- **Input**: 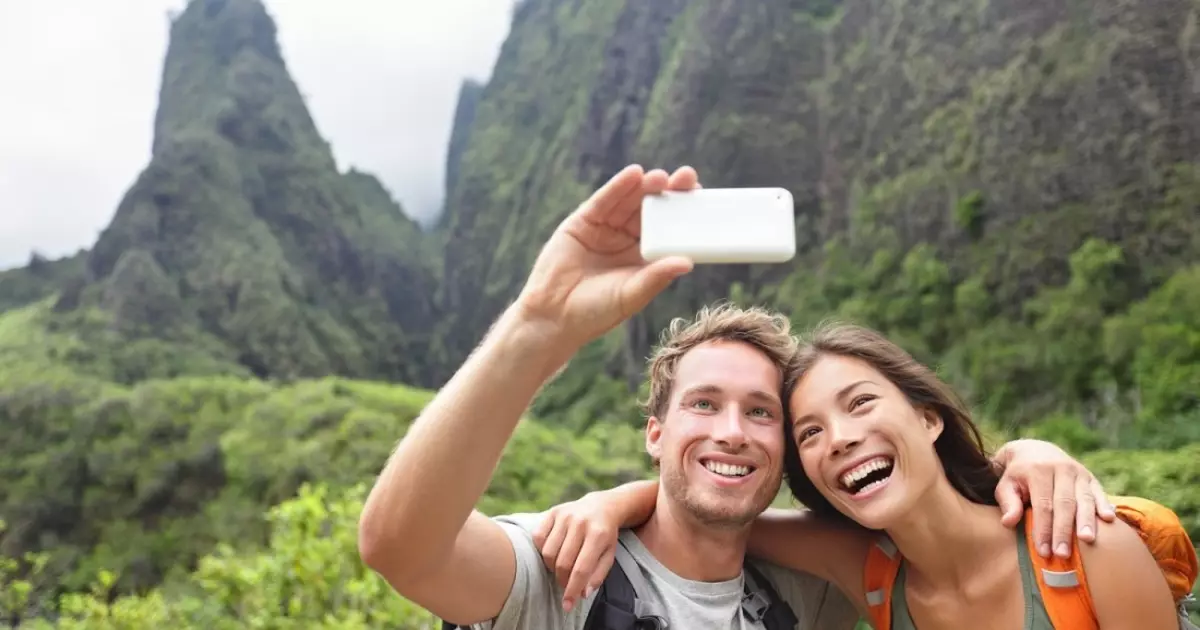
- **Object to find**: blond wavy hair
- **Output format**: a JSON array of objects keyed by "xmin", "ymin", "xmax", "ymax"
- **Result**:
[{"xmin": 642, "ymin": 302, "xmax": 798, "ymax": 419}]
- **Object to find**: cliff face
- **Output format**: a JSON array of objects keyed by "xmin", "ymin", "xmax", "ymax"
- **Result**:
[
  {"xmin": 59, "ymin": 0, "xmax": 442, "ymax": 386},
  {"xmin": 4, "ymin": 0, "xmax": 1196, "ymax": 419},
  {"xmin": 435, "ymin": 0, "xmax": 1200, "ymax": 397},
  {"xmin": 443, "ymin": 79, "xmax": 485, "ymax": 211},
  {"xmin": 436, "ymin": 0, "xmax": 694, "ymax": 364}
]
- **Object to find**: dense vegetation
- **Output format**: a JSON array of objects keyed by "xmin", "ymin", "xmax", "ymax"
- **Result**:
[
  {"xmin": 0, "ymin": 300, "xmax": 651, "ymax": 626},
  {"xmin": 1, "ymin": 0, "xmax": 1197, "ymax": 626}
]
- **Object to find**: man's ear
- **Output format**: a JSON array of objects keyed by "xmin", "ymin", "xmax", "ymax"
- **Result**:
[{"xmin": 645, "ymin": 415, "xmax": 663, "ymax": 462}]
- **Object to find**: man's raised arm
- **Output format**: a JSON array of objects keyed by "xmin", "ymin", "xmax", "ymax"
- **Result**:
[{"xmin": 356, "ymin": 164, "xmax": 697, "ymax": 625}]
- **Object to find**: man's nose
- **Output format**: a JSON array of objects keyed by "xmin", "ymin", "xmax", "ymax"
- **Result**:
[{"xmin": 711, "ymin": 407, "xmax": 749, "ymax": 448}]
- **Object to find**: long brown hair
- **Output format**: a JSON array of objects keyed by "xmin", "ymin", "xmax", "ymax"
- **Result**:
[{"xmin": 782, "ymin": 322, "xmax": 1002, "ymax": 526}]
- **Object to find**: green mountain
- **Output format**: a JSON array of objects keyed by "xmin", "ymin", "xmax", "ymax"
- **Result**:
[
  {"xmin": 0, "ymin": 251, "xmax": 87, "ymax": 314},
  {"xmin": 1, "ymin": 0, "xmax": 443, "ymax": 389},
  {"xmin": 436, "ymin": 0, "xmax": 1200, "ymax": 434},
  {"xmin": 1, "ymin": 0, "xmax": 1198, "ymax": 625}
]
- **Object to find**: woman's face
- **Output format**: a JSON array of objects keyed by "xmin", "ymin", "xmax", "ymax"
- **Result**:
[{"xmin": 789, "ymin": 353, "xmax": 944, "ymax": 530}]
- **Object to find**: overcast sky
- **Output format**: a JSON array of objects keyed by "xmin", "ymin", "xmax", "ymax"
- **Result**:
[{"xmin": 0, "ymin": 0, "xmax": 516, "ymax": 271}]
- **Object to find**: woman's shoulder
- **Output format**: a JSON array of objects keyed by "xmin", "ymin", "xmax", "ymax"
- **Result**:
[
  {"xmin": 1076, "ymin": 515, "xmax": 1181, "ymax": 628},
  {"xmin": 748, "ymin": 508, "xmax": 877, "ymax": 612}
]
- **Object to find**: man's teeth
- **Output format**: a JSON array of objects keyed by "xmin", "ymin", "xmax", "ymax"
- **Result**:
[
  {"xmin": 839, "ymin": 457, "xmax": 893, "ymax": 489},
  {"xmin": 704, "ymin": 461, "xmax": 751, "ymax": 477}
]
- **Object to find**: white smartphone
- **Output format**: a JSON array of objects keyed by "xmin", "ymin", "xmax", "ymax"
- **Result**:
[{"xmin": 640, "ymin": 187, "xmax": 796, "ymax": 264}]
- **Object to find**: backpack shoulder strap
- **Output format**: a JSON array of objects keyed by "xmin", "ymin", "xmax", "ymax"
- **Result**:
[
  {"xmin": 742, "ymin": 561, "xmax": 799, "ymax": 629},
  {"xmin": 1021, "ymin": 508, "xmax": 1099, "ymax": 630},
  {"xmin": 1108, "ymin": 495, "xmax": 1200, "ymax": 629},
  {"xmin": 862, "ymin": 535, "xmax": 902, "ymax": 630},
  {"xmin": 441, "ymin": 539, "xmax": 668, "ymax": 630},
  {"xmin": 581, "ymin": 539, "xmax": 669, "ymax": 630},
  {"xmin": 1178, "ymin": 602, "xmax": 1200, "ymax": 630},
  {"xmin": 1109, "ymin": 495, "xmax": 1199, "ymax": 604}
]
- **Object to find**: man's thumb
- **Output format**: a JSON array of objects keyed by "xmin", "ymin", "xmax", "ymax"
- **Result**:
[
  {"xmin": 622, "ymin": 257, "xmax": 693, "ymax": 312},
  {"xmin": 994, "ymin": 480, "xmax": 1023, "ymax": 527}
]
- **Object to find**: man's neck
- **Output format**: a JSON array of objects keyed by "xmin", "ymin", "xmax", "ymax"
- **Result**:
[{"xmin": 632, "ymin": 493, "xmax": 751, "ymax": 582}]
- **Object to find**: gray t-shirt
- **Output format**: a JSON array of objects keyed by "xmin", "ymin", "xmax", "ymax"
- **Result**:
[{"xmin": 464, "ymin": 513, "xmax": 862, "ymax": 630}]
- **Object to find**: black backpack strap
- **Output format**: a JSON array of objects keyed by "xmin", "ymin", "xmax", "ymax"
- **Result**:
[
  {"xmin": 441, "ymin": 540, "xmax": 667, "ymax": 630},
  {"xmin": 583, "ymin": 539, "xmax": 669, "ymax": 630},
  {"xmin": 741, "ymin": 561, "xmax": 800, "ymax": 629}
]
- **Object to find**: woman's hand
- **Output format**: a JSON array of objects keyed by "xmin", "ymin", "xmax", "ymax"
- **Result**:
[{"xmin": 532, "ymin": 492, "xmax": 624, "ymax": 612}]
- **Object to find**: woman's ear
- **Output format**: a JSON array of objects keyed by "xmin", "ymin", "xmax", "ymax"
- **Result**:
[{"xmin": 920, "ymin": 407, "xmax": 944, "ymax": 442}]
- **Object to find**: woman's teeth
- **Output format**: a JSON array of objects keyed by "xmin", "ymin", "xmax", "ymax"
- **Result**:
[{"xmin": 839, "ymin": 456, "xmax": 894, "ymax": 494}]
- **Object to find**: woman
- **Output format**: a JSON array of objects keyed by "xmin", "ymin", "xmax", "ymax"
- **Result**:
[{"xmin": 536, "ymin": 322, "xmax": 1186, "ymax": 629}]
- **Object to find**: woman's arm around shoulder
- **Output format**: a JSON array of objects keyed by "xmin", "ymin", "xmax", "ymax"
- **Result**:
[
  {"xmin": 1079, "ymin": 515, "xmax": 1180, "ymax": 629},
  {"xmin": 531, "ymin": 480, "xmax": 659, "ymax": 611},
  {"xmin": 748, "ymin": 507, "xmax": 876, "ymax": 608}
]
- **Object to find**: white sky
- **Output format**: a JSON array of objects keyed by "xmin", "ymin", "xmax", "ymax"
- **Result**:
[{"xmin": 0, "ymin": 0, "xmax": 517, "ymax": 270}]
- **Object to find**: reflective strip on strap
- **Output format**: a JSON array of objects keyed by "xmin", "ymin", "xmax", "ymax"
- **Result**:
[
  {"xmin": 1041, "ymin": 569, "xmax": 1080, "ymax": 588},
  {"xmin": 866, "ymin": 590, "xmax": 886, "ymax": 606},
  {"xmin": 876, "ymin": 537, "xmax": 898, "ymax": 558}
]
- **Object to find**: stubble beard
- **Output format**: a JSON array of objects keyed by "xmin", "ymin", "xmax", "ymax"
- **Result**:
[{"xmin": 661, "ymin": 461, "xmax": 779, "ymax": 529}]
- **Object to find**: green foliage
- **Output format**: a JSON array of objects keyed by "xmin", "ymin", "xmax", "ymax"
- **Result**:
[
  {"xmin": 0, "ymin": 252, "xmax": 86, "ymax": 315},
  {"xmin": 1081, "ymin": 445, "xmax": 1200, "ymax": 542},
  {"xmin": 0, "ymin": 296, "xmax": 651, "ymax": 616},
  {"xmin": 952, "ymin": 191, "xmax": 985, "ymax": 234},
  {"xmin": 2, "ymin": 485, "xmax": 439, "ymax": 628}
]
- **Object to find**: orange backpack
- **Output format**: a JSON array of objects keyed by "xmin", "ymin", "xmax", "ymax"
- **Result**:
[{"xmin": 862, "ymin": 495, "xmax": 1199, "ymax": 630}]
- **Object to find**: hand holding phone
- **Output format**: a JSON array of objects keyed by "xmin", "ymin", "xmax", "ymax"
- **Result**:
[{"xmin": 640, "ymin": 187, "xmax": 796, "ymax": 264}]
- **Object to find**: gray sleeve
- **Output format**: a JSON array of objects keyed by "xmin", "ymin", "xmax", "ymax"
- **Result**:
[
  {"xmin": 751, "ymin": 559, "xmax": 864, "ymax": 630},
  {"xmin": 462, "ymin": 513, "xmax": 581, "ymax": 630}
]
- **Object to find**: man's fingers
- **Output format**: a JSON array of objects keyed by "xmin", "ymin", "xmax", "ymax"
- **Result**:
[
  {"xmin": 1074, "ymin": 473, "xmax": 1098, "ymax": 543},
  {"xmin": 588, "ymin": 548, "xmax": 616, "ymax": 598},
  {"xmin": 532, "ymin": 510, "xmax": 557, "ymax": 548},
  {"xmin": 578, "ymin": 164, "xmax": 645, "ymax": 223},
  {"xmin": 604, "ymin": 168, "xmax": 668, "ymax": 230},
  {"xmin": 1027, "ymin": 468, "xmax": 1055, "ymax": 557},
  {"xmin": 554, "ymin": 525, "xmax": 587, "ymax": 590},
  {"xmin": 994, "ymin": 479, "xmax": 1024, "ymax": 528},
  {"xmin": 612, "ymin": 165, "xmax": 699, "ymax": 235},
  {"xmin": 666, "ymin": 165, "xmax": 698, "ymax": 191},
  {"xmin": 1050, "ymin": 467, "xmax": 1078, "ymax": 558},
  {"xmin": 1092, "ymin": 477, "xmax": 1116, "ymax": 522},
  {"xmin": 620, "ymin": 256, "xmax": 693, "ymax": 315},
  {"xmin": 539, "ymin": 517, "xmax": 568, "ymax": 571}
]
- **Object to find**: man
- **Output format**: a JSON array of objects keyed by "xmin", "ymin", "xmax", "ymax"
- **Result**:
[{"xmin": 358, "ymin": 164, "xmax": 1114, "ymax": 629}]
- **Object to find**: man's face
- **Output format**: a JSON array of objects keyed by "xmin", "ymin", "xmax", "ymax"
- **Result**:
[{"xmin": 645, "ymin": 340, "xmax": 786, "ymax": 529}]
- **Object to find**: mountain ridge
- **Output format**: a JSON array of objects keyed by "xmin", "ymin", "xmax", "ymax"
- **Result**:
[
  {"xmin": 4, "ymin": 0, "xmax": 445, "ymax": 387},
  {"xmin": 434, "ymin": 0, "xmax": 1200, "ymax": 427}
]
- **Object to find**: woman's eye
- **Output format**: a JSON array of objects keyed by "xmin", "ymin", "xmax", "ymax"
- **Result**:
[
  {"xmin": 798, "ymin": 426, "xmax": 821, "ymax": 442},
  {"xmin": 850, "ymin": 394, "xmax": 875, "ymax": 410}
]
